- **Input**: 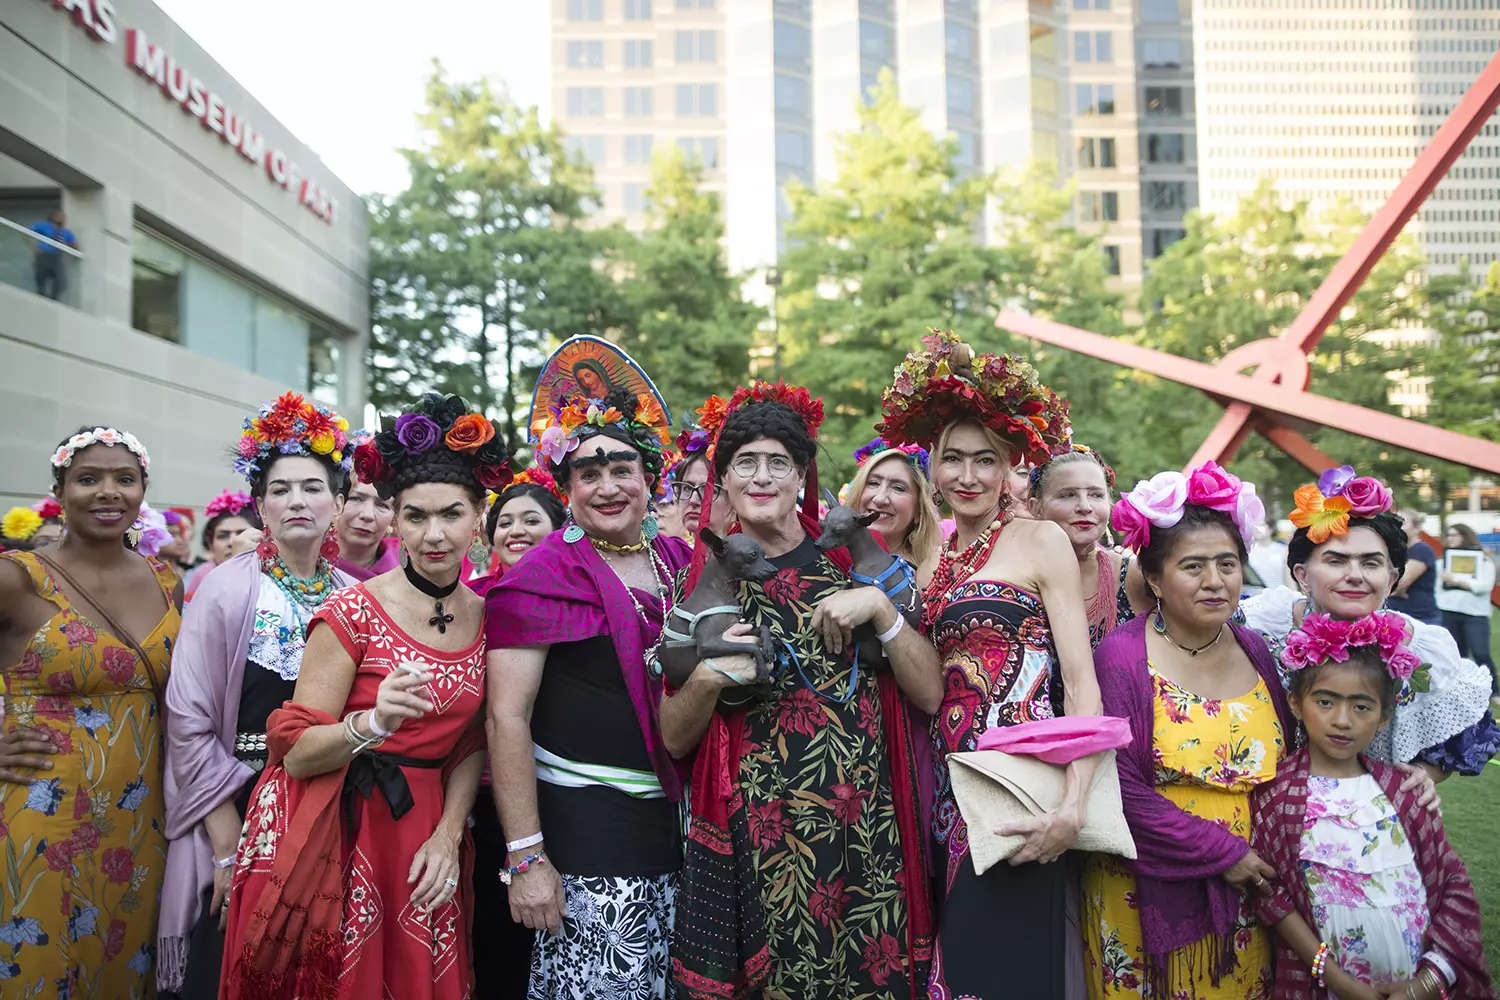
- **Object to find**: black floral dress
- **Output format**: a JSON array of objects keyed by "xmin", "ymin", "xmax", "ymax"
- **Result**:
[{"xmin": 732, "ymin": 538, "xmax": 915, "ymax": 998}]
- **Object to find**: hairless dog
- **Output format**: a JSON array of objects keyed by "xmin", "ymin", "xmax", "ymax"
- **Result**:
[{"xmin": 814, "ymin": 492, "xmax": 924, "ymax": 667}]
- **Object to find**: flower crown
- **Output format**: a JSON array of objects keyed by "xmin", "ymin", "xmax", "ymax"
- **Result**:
[
  {"xmin": 675, "ymin": 395, "xmax": 729, "ymax": 461},
  {"xmin": 1289, "ymin": 466, "xmax": 1395, "ymax": 544},
  {"xmin": 877, "ymin": 329, "xmax": 1070, "ymax": 465},
  {"xmin": 853, "ymin": 436, "xmax": 931, "ymax": 477},
  {"xmin": 130, "ymin": 502, "xmax": 172, "ymax": 558},
  {"xmin": 234, "ymin": 392, "xmax": 352, "ymax": 482},
  {"xmin": 205, "ymin": 490, "xmax": 254, "ymax": 519},
  {"xmin": 511, "ymin": 466, "xmax": 568, "ymax": 505},
  {"xmin": 1028, "ymin": 443, "xmax": 1116, "ymax": 493},
  {"xmin": 534, "ymin": 390, "xmax": 672, "ymax": 477},
  {"xmin": 2, "ymin": 507, "xmax": 42, "ymax": 542},
  {"xmin": 53, "ymin": 428, "xmax": 151, "ymax": 474},
  {"xmin": 1281, "ymin": 611, "xmax": 1430, "ymax": 693},
  {"xmin": 357, "ymin": 393, "xmax": 513, "ymax": 493},
  {"xmin": 31, "ymin": 497, "xmax": 62, "ymax": 521},
  {"xmin": 725, "ymin": 381, "xmax": 825, "ymax": 438},
  {"xmin": 1110, "ymin": 461, "xmax": 1265, "ymax": 552}
]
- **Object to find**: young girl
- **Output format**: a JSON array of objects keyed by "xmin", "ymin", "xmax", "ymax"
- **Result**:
[{"xmin": 1251, "ymin": 612, "xmax": 1494, "ymax": 1000}]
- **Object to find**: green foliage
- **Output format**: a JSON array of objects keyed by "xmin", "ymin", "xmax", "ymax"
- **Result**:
[{"xmin": 617, "ymin": 148, "xmax": 761, "ymax": 423}]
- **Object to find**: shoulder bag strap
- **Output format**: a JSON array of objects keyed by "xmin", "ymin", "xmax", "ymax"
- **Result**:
[{"xmin": 35, "ymin": 553, "xmax": 169, "ymax": 736}]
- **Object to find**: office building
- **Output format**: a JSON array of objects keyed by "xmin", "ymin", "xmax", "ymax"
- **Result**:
[
  {"xmin": 552, "ymin": 0, "xmax": 1200, "ymax": 288},
  {"xmin": 1194, "ymin": 0, "xmax": 1500, "ymax": 277},
  {"xmin": 1, "ymin": 0, "xmax": 369, "ymax": 510}
]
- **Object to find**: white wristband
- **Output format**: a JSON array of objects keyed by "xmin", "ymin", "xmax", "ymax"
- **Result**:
[
  {"xmin": 214, "ymin": 855, "xmax": 236, "ymax": 870},
  {"xmin": 876, "ymin": 614, "xmax": 905, "ymax": 645},
  {"xmin": 506, "ymin": 831, "xmax": 545, "ymax": 853},
  {"xmin": 365, "ymin": 709, "xmax": 394, "ymax": 739}
]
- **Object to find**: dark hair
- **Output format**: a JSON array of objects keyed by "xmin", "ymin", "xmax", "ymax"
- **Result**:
[
  {"xmin": 549, "ymin": 388, "xmax": 668, "ymax": 489},
  {"xmin": 1286, "ymin": 511, "xmax": 1408, "ymax": 578},
  {"xmin": 1448, "ymin": 522, "xmax": 1483, "ymax": 551},
  {"xmin": 51, "ymin": 425, "xmax": 149, "ymax": 490},
  {"xmin": 202, "ymin": 505, "xmax": 263, "ymax": 550},
  {"xmin": 712, "ymin": 401, "xmax": 816, "ymax": 481},
  {"xmin": 378, "ymin": 448, "xmax": 484, "ymax": 505},
  {"xmin": 672, "ymin": 451, "xmax": 710, "ymax": 484},
  {"xmin": 1137, "ymin": 504, "xmax": 1249, "ymax": 599},
  {"xmin": 1289, "ymin": 644, "xmax": 1402, "ymax": 714},
  {"xmin": 486, "ymin": 483, "xmax": 566, "ymax": 541},
  {"xmin": 249, "ymin": 452, "xmax": 351, "ymax": 502}
]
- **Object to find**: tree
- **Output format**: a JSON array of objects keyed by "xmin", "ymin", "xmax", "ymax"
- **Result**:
[
  {"xmin": 367, "ymin": 63, "xmax": 626, "ymax": 448},
  {"xmin": 617, "ymin": 148, "xmax": 760, "ymax": 422}
]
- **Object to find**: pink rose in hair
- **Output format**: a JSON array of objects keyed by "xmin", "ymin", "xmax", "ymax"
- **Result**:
[
  {"xmin": 1341, "ymin": 477, "xmax": 1393, "ymax": 518},
  {"xmin": 1345, "ymin": 614, "xmax": 1380, "ymax": 650},
  {"xmin": 1387, "ymin": 646, "xmax": 1421, "ymax": 680},
  {"xmin": 1129, "ymin": 471, "xmax": 1189, "ymax": 527},
  {"xmin": 1301, "ymin": 613, "xmax": 1352, "ymax": 663},
  {"xmin": 1373, "ymin": 613, "xmax": 1409, "ymax": 657},
  {"xmin": 1281, "ymin": 630, "xmax": 1317, "ymax": 670},
  {"xmin": 1184, "ymin": 461, "xmax": 1242, "ymax": 513},
  {"xmin": 1111, "ymin": 497, "xmax": 1151, "ymax": 551}
]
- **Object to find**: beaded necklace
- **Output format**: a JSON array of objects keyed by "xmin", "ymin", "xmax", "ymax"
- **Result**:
[
  {"xmin": 261, "ymin": 551, "xmax": 335, "ymax": 627},
  {"xmin": 592, "ymin": 540, "xmax": 675, "ymax": 667},
  {"xmin": 921, "ymin": 515, "xmax": 1004, "ymax": 630}
]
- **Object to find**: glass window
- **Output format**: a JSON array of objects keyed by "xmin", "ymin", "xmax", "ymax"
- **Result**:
[
  {"xmin": 566, "ymin": 87, "xmax": 604, "ymax": 116},
  {"xmin": 131, "ymin": 230, "xmax": 184, "ymax": 342},
  {"xmin": 625, "ymin": 135, "xmax": 654, "ymax": 164},
  {"xmin": 624, "ymin": 39, "xmax": 654, "ymax": 67},
  {"xmin": 1142, "ymin": 39, "xmax": 1181, "ymax": 68},
  {"xmin": 953, "ymin": 130, "xmax": 978, "ymax": 171},
  {"xmin": 698, "ymin": 84, "xmax": 717, "ymax": 116},
  {"xmin": 567, "ymin": 0, "xmax": 603, "ymax": 20},
  {"xmin": 947, "ymin": 74, "xmax": 975, "ymax": 116},
  {"xmin": 775, "ymin": 74, "xmax": 809, "ymax": 115},
  {"xmin": 1098, "ymin": 83, "xmax": 1116, "ymax": 114},
  {"xmin": 1103, "ymin": 244, "xmax": 1121, "ymax": 275},
  {"xmin": 862, "ymin": 20, "xmax": 894, "ymax": 59},
  {"xmin": 566, "ymin": 40, "xmax": 603, "ymax": 67},
  {"xmin": 1079, "ymin": 138, "xmax": 1116, "ymax": 168},
  {"xmin": 699, "ymin": 30, "xmax": 717, "ymax": 62},
  {"xmin": 1147, "ymin": 227, "xmax": 1186, "ymax": 257},
  {"xmin": 625, "ymin": 0, "xmax": 653, "ymax": 19},
  {"xmin": 1031, "ymin": 25, "xmax": 1056, "ymax": 60},
  {"xmin": 308, "ymin": 326, "xmax": 340, "ymax": 407},
  {"xmin": 624, "ymin": 87, "xmax": 654, "ymax": 116},
  {"xmin": 1077, "ymin": 83, "xmax": 1116, "ymax": 115},
  {"xmin": 775, "ymin": 19, "xmax": 811, "ymax": 67},
  {"xmin": 1145, "ymin": 180, "xmax": 1187, "ymax": 210},
  {"xmin": 776, "ymin": 129, "xmax": 809, "ymax": 169},
  {"xmin": 1145, "ymin": 132, "xmax": 1185, "ymax": 163},
  {"xmin": 181, "ymin": 258, "xmax": 254, "ymax": 371},
  {"xmin": 676, "ymin": 84, "xmax": 694, "ymax": 116},
  {"xmin": 623, "ymin": 183, "xmax": 647, "ymax": 214},
  {"xmin": 1095, "ymin": 31, "xmax": 1112, "ymax": 62},
  {"xmin": 676, "ymin": 30, "xmax": 695, "ymax": 61},
  {"xmin": 253, "ymin": 295, "xmax": 310, "ymax": 391},
  {"xmin": 1100, "ymin": 137, "xmax": 1116, "ymax": 168},
  {"xmin": 1102, "ymin": 191, "xmax": 1119, "ymax": 221},
  {"xmin": 945, "ymin": 22, "xmax": 975, "ymax": 62},
  {"xmin": 1145, "ymin": 86, "xmax": 1182, "ymax": 116},
  {"xmin": 1032, "ymin": 76, "xmax": 1057, "ymax": 113},
  {"xmin": 1141, "ymin": 0, "xmax": 1177, "ymax": 21},
  {"xmin": 1074, "ymin": 32, "xmax": 1091, "ymax": 62},
  {"xmin": 565, "ymin": 135, "xmax": 606, "ymax": 165},
  {"xmin": 676, "ymin": 136, "xmax": 719, "ymax": 168}
]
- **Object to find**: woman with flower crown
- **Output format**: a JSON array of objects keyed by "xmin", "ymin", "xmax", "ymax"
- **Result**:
[
  {"xmin": 182, "ymin": 489, "xmax": 262, "ymax": 603},
  {"xmin": 877, "ymin": 331, "xmax": 1098, "ymax": 999},
  {"xmin": 157, "ymin": 392, "xmax": 358, "ymax": 996},
  {"xmin": 1239, "ymin": 468, "xmax": 1499, "ymax": 778},
  {"xmin": 218, "ymin": 392, "xmax": 507, "ymax": 1000},
  {"xmin": 487, "ymin": 339, "xmax": 693, "ymax": 999},
  {"xmin": 0, "ymin": 424, "xmax": 181, "ymax": 994},
  {"xmin": 846, "ymin": 436, "xmax": 944, "ymax": 588},
  {"xmin": 663, "ymin": 381, "xmax": 941, "ymax": 1000}
]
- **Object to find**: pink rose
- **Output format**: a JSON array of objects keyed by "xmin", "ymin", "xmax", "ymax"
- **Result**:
[
  {"xmin": 1185, "ymin": 461, "xmax": 1243, "ymax": 513},
  {"xmin": 1373, "ymin": 613, "xmax": 1409, "ymax": 656},
  {"xmin": 1387, "ymin": 647, "xmax": 1421, "ymax": 680},
  {"xmin": 1111, "ymin": 497, "xmax": 1152, "ymax": 551},
  {"xmin": 1233, "ymin": 482, "xmax": 1265, "ymax": 547},
  {"xmin": 1281, "ymin": 630, "xmax": 1316, "ymax": 670},
  {"xmin": 1341, "ymin": 477, "xmax": 1393, "ymax": 518},
  {"xmin": 1345, "ymin": 615, "xmax": 1380, "ymax": 649},
  {"xmin": 1127, "ymin": 471, "xmax": 1189, "ymax": 528}
]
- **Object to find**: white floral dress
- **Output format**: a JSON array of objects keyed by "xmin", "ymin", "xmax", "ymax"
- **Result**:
[{"xmin": 1302, "ymin": 774, "xmax": 1429, "ymax": 986}]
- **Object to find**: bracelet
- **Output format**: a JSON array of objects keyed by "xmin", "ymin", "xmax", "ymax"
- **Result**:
[
  {"xmin": 341, "ymin": 712, "xmax": 385, "ymax": 754},
  {"xmin": 365, "ymin": 709, "xmax": 394, "ymax": 739},
  {"xmin": 213, "ymin": 855, "xmax": 235, "ymax": 870},
  {"xmin": 876, "ymin": 614, "xmax": 905, "ymax": 645},
  {"xmin": 506, "ymin": 831, "xmax": 544, "ymax": 853},
  {"xmin": 1418, "ymin": 965, "xmax": 1449, "ymax": 1000},
  {"xmin": 499, "ymin": 851, "xmax": 546, "ymax": 886},
  {"xmin": 1310, "ymin": 942, "xmax": 1330, "ymax": 987}
]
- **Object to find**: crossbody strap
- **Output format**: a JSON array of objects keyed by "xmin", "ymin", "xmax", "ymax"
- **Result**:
[{"xmin": 35, "ymin": 553, "xmax": 170, "ymax": 732}]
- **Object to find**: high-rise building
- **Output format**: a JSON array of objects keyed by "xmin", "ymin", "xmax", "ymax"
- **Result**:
[
  {"xmin": 1194, "ymin": 0, "xmax": 1500, "ymax": 278},
  {"xmin": 552, "ymin": 0, "xmax": 1200, "ymax": 287}
]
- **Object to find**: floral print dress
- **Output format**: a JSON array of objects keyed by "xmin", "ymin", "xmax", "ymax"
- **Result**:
[
  {"xmin": 0, "ymin": 551, "xmax": 180, "ymax": 1000},
  {"xmin": 1301, "ymin": 774, "xmax": 1429, "ymax": 986},
  {"xmin": 1083, "ymin": 667, "xmax": 1282, "ymax": 1000}
]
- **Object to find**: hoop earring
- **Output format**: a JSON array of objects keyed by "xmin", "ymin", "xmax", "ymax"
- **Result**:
[
  {"xmin": 319, "ymin": 524, "xmax": 341, "ymax": 562},
  {"xmin": 562, "ymin": 509, "xmax": 585, "ymax": 544}
]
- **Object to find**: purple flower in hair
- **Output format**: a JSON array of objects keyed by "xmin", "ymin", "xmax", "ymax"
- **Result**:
[
  {"xmin": 1318, "ymin": 465, "xmax": 1356, "ymax": 497},
  {"xmin": 394, "ymin": 413, "xmax": 442, "ymax": 455}
]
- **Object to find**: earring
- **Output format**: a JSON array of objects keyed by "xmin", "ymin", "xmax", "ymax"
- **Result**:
[
  {"xmin": 319, "ymin": 524, "xmax": 341, "ymax": 562},
  {"xmin": 1151, "ymin": 597, "xmax": 1168, "ymax": 635},
  {"xmin": 256, "ymin": 524, "xmax": 278, "ymax": 563},
  {"xmin": 562, "ymin": 510, "xmax": 585, "ymax": 544},
  {"xmin": 643, "ymin": 504, "xmax": 659, "ymax": 542},
  {"xmin": 467, "ymin": 522, "xmax": 490, "ymax": 568}
]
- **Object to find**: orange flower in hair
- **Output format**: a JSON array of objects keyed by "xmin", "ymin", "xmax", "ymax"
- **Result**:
[
  {"xmin": 444, "ymin": 413, "xmax": 496, "ymax": 454},
  {"xmin": 1289, "ymin": 484, "xmax": 1352, "ymax": 544}
]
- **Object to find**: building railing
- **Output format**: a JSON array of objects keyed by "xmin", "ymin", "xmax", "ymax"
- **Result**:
[{"xmin": 0, "ymin": 213, "xmax": 82, "ymax": 307}]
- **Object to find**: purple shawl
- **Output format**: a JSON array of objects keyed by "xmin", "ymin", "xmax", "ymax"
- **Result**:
[
  {"xmin": 334, "ymin": 535, "xmax": 402, "ymax": 582},
  {"xmin": 156, "ymin": 551, "xmax": 355, "ymax": 991},
  {"xmin": 485, "ymin": 531, "xmax": 691, "ymax": 800},
  {"xmin": 1093, "ymin": 614, "xmax": 1295, "ymax": 991}
]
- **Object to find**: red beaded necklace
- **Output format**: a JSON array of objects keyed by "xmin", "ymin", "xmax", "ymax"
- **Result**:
[{"xmin": 922, "ymin": 516, "xmax": 1005, "ymax": 630}]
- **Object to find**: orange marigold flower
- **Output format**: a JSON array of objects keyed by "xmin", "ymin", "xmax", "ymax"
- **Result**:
[
  {"xmin": 1288, "ymin": 484, "xmax": 1352, "ymax": 544},
  {"xmin": 696, "ymin": 395, "xmax": 729, "ymax": 433},
  {"xmin": 559, "ymin": 405, "xmax": 587, "ymax": 431},
  {"xmin": 636, "ymin": 395, "xmax": 668, "ymax": 429}
]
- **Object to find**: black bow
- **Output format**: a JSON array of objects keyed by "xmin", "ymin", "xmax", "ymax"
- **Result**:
[{"xmin": 342, "ymin": 751, "xmax": 443, "ymax": 836}]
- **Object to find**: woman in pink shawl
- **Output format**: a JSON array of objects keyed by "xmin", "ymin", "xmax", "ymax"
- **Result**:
[{"xmin": 157, "ymin": 394, "xmax": 356, "ymax": 996}]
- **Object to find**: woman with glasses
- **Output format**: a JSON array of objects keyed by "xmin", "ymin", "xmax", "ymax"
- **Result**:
[
  {"xmin": 671, "ymin": 394, "xmax": 732, "ymax": 538},
  {"xmin": 662, "ymin": 382, "xmax": 941, "ymax": 1000}
]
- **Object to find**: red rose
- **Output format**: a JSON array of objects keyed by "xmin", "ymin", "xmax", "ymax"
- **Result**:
[
  {"xmin": 34, "ymin": 696, "xmax": 71, "ymax": 721},
  {"xmin": 476, "ymin": 463, "xmax": 514, "ymax": 490},
  {"xmin": 46, "ymin": 672, "xmax": 77, "ymax": 694},
  {"xmin": 747, "ymin": 800, "xmax": 791, "ymax": 851},
  {"xmin": 103, "ymin": 919, "xmax": 126, "ymax": 961},
  {"xmin": 762, "ymin": 567, "xmax": 809, "ymax": 605},
  {"xmin": 829, "ymin": 783, "xmax": 870, "ymax": 826},
  {"xmin": 860, "ymin": 933, "xmax": 904, "ymax": 986},
  {"xmin": 45, "ymin": 839, "xmax": 78, "ymax": 872},
  {"xmin": 100, "ymin": 647, "xmax": 136, "ymax": 685},
  {"xmin": 72, "ymin": 788, "xmax": 91, "ymax": 821},
  {"xmin": 809, "ymin": 878, "xmax": 846, "ymax": 927},
  {"xmin": 16, "ymin": 650, "xmax": 42, "ymax": 679},
  {"xmin": 71, "ymin": 823, "xmax": 100, "ymax": 852},
  {"xmin": 100, "ymin": 846, "xmax": 134, "ymax": 884},
  {"xmin": 775, "ymin": 687, "xmax": 825, "ymax": 739},
  {"xmin": 61, "ymin": 621, "xmax": 97, "ymax": 649},
  {"xmin": 352, "ymin": 441, "xmax": 393, "ymax": 486}
]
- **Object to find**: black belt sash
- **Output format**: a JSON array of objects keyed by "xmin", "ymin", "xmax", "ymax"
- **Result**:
[{"xmin": 342, "ymin": 750, "xmax": 445, "ymax": 838}]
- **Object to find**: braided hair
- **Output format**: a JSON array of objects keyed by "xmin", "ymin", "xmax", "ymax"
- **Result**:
[
  {"xmin": 549, "ymin": 388, "xmax": 669, "ymax": 489},
  {"xmin": 712, "ymin": 401, "xmax": 816, "ymax": 480},
  {"xmin": 359, "ymin": 393, "xmax": 512, "ymax": 503}
]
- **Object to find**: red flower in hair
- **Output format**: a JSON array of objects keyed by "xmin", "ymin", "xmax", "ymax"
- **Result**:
[
  {"xmin": 352, "ymin": 442, "xmax": 393, "ymax": 486},
  {"xmin": 726, "ymin": 381, "xmax": 825, "ymax": 438}
]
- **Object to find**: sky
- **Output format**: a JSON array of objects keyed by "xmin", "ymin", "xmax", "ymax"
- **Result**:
[{"xmin": 153, "ymin": 0, "xmax": 552, "ymax": 197}]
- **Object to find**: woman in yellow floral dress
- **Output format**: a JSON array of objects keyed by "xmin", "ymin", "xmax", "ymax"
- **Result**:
[
  {"xmin": 0, "ymin": 427, "xmax": 181, "ymax": 998},
  {"xmin": 1086, "ymin": 469, "xmax": 1295, "ymax": 1000}
]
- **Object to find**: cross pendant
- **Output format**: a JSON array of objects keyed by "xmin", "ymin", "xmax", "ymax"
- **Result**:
[{"xmin": 429, "ymin": 601, "xmax": 454, "ymax": 634}]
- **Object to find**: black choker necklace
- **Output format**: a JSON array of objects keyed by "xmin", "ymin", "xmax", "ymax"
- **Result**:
[{"xmin": 403, "ymin": 559, "xmax": 460, "ymax": 633}]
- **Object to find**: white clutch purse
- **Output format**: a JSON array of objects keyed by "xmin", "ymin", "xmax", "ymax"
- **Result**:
[{"xmin": 947, "ymin": 748, "xmax": 1137, "ymax": 875}]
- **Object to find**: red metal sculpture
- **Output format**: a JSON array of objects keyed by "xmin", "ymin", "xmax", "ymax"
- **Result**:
[{"xmin": 998, "ymin": 49, "xmax": 1500, "ymax": 478}]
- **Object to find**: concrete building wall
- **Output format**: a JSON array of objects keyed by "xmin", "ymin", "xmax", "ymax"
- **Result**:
[{"xmin": 0, "ymin": 0, "xmax": 369, "ymax": 510}]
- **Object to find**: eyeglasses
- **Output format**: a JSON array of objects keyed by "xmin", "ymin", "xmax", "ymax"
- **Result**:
[
  {"xmin": 675, "ymin": 483, "xmax": 707, "ymax": 503},
  {"xmin": 729, "ymin": 453, "xmax": 796, "ymax": 480}
]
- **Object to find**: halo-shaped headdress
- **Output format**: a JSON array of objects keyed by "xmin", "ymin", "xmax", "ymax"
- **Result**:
[{"xmin": 877, "ymin": 329, "xmax": 1070, "ymax": 466}]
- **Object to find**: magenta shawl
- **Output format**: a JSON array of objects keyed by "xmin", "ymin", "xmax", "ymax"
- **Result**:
[
  {"xmin": 1093, "ymin": 614, "xmax": 1295, "ymax": 992},
  {"xmin": 157, "ymin": 552, "xmax": 355, "ymax": 991},
  {"xmin": 485, "ymin": 531, "xmax": 692, "ymax": 799},
  {"xmin": 333, "ymin": 536, "xmax": 401, "ymax": 582}
]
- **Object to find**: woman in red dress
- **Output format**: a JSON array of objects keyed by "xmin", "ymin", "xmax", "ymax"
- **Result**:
[{"xmin": 219, "ymin": 393, "xmax": 512, "ymax": 1000}]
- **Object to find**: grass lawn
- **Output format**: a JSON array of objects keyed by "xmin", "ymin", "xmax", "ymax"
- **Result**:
[{"xmin": 1438, "ymin": 610, "xmax": 1500, "ymax": 975}]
